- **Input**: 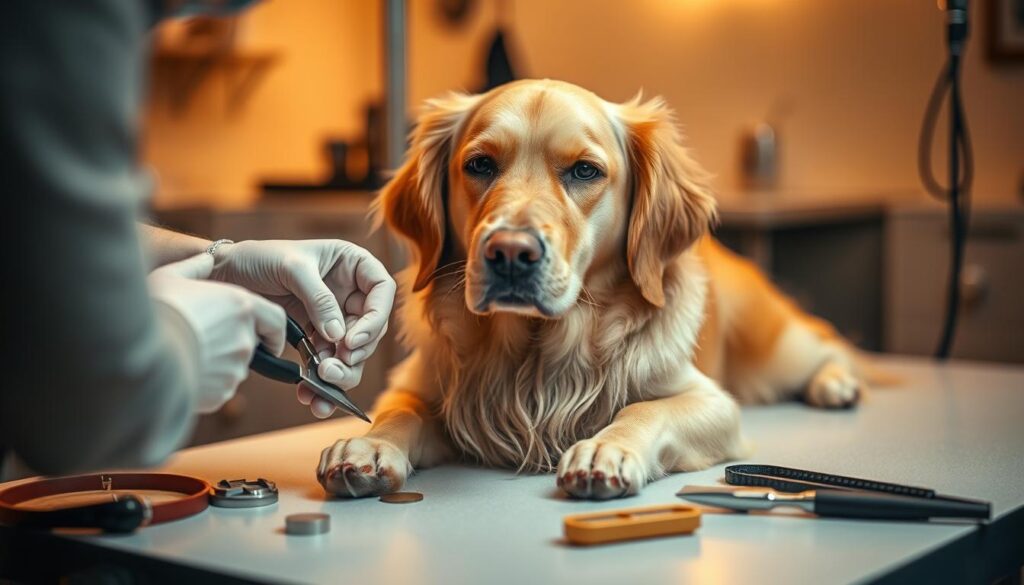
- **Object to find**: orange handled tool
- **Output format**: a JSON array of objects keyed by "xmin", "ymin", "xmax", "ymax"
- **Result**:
[{"xmin": 563, "ymin": 504, "xmax": 701, "ymax": 545}]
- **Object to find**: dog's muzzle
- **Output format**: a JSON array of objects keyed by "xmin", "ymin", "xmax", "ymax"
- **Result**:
[{"xmin": 481, "ymin": 229, "xmax": 549, "ymax": 312}]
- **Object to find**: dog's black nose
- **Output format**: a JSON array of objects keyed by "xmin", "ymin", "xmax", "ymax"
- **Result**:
[{"xmin": 484, "ymin": 230, "xmax": 544, "ymax": 278}]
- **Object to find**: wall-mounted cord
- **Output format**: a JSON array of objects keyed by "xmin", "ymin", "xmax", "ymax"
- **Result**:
[{"xmin": 918, "ymin": 0, "xmax": 973, "ymax": 360}]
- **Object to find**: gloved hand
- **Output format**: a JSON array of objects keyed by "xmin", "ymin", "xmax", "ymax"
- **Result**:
[
  {"xmin": 209, "ymin": 240, "xmax": 396, "ymax": 418},
  {"xmin": 149, "ymin": 253, "xmax": 287, "ymax": 414}
]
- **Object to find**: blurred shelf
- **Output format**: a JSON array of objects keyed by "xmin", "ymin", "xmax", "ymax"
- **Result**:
[{"xmin": 150, "ymin": 48, "xmax": 281, "ymax": 115}]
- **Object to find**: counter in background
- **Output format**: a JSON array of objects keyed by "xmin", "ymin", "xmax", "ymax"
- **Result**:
[{"xmin": 715, "ymin": 191, "xmax": 1024, "ymax": 363}]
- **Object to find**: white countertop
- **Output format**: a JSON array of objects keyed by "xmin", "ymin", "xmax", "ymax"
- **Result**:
[{"xmin": 13, "ymin": 356, "xmax": 1024, "ymax": 584}]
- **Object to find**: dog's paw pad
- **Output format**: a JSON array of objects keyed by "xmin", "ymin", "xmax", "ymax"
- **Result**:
[
  {"xmin": 556, "ymin": 439, "xmax": 645, "ymax": 500},
  {"xmin": 806, "ymin": 362, "xmax": 865, "ymax": 409},
  {"xmin": 317, "ymin": 437, "xmax": 411, "ymax": 497}
]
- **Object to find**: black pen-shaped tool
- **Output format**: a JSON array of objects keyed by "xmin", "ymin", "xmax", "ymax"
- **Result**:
[
  {"xmin": 250, "ymin": 316, "xmax": 371, "ymax": 423},
  {"xmin": 677, "ymin": 486, "xmax": 990, "ymax": 521}
]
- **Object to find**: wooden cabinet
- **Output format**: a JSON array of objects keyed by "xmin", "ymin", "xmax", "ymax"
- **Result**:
[
  {"xmin": 714, "ymin": 198, "xmax": 886, "ymax": 351},
  {"xmin": 886, "ymin": 207, "xmax": 1024, "ymax": 363},
  {"xmin": 714, "ymin": 195, "xmax": 1024, "ymax": 363}
]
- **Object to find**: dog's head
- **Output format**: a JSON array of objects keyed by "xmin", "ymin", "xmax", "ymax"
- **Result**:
[{"xmin": 380, "ymin": 79, "xmax": 716, "ymax": 317}]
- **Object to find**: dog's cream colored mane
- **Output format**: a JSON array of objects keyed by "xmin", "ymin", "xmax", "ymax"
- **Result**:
[{"xmin": 394, "ymin": 252, "xmax": 708, "ymax": 473}]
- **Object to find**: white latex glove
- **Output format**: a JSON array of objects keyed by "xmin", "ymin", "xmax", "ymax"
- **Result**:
[
  {"xmin": 296, "ymin": 308, "xmax": 389, "ymax": 418},
  {"xmin": 209, "ymin": 240, "xmax": 396, "ymax": 418},
  {"xmin": 149, "ymin": 253, "xmax": 287, "ymax": 414}
]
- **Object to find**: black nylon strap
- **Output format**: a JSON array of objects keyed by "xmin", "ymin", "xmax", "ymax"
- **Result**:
[{"xmin": 725, "ymin": 464, "xmax": 937, "ymax": 498}]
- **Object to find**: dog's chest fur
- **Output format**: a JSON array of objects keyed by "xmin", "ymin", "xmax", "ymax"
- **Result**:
[{"xmin": 399, "ymin": 252, "xmax": 709, "ymax": 472}]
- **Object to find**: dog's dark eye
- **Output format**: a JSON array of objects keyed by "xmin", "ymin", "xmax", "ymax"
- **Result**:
[
  {"xmin": 465, "ymin": 156, "xmax": 497, "ymax": 177},
  {"xmin": 571, "ymin": 161, "xmax": 601, "ymax": 181}
]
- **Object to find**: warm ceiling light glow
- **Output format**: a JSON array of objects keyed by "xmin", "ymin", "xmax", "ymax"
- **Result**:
[{"xmin": 661, "ymin": 0, "xmax": 783, "ymax": 11}]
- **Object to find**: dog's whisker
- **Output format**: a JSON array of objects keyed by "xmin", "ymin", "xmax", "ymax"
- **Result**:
[
  {"xmin": 441, "ymin": 272, "xmax": 468, "ymax": 300},
  {"xmin": 429, "ymin": 260, "xmax": 468, "ymax": 281},
  {"xmin": 579, "ymin": 286, "xmax": 604, "ymax": 310}
]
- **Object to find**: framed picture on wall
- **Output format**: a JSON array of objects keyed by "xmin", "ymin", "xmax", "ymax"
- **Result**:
[{"xmin": 988, "ymin": 0, "xmax": 1024, "ymax": 62}]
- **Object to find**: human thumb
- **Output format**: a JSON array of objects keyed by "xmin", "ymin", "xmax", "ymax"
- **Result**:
[
  {"xmin": 150, "ymin": 253, "xmax": 214, "ymax": 280},
  {"xmin": 287, "ymin": 263, "xmax": 345, "ymax": 342}
]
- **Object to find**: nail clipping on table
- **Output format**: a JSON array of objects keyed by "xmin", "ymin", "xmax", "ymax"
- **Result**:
[{"xmin": 379, "ymin": 492, "xmax": 424, "ymax": 504}]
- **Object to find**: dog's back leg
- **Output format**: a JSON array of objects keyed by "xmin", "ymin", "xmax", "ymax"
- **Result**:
[
  {"xmin": 701, "ymin": 238, "xmax": 864, "ymax": 408},
  {"xmin": 739, "ymin": 316, "xmax": 864, "ymax": 408}
]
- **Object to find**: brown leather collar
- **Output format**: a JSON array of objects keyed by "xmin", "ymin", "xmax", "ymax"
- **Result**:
[{"xmin": 0, "ymin": 473, "xmax": 211, "ymax": 533}]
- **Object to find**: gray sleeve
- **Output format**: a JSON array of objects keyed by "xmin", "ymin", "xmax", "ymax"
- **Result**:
[{"xmin": 0, "ymin": 0, "xmax": 199, "ymax": 475}]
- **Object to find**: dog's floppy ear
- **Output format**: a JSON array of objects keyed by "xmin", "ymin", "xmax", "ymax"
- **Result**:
[
  {"xmin": 617, "ymin": 95, "xmax": 717, "ymax": 307},
  {"xmin": 379, "ymin": 93, "xmax": 480, "ymax": 292}
]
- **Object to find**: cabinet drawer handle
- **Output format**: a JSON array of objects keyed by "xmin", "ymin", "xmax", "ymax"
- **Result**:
[{"xmin": 960, "ymin": 264, "xmax": 988, "ymax": 312}]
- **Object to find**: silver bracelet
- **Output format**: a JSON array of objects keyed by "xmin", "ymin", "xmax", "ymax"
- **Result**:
[{"xmin": 205, "ymin": 239, "xmax": 234, "ymax": 257}]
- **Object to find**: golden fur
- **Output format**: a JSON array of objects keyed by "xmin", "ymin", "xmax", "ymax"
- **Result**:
[{"xmin": 318, "ymin": 80, "xmax": 865, "ymax": 499}]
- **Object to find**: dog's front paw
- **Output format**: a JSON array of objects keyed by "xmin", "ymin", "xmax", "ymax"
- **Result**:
[
  {"xmin": 557, "ymin": 439, "xmax": 646, "ymax": 500},
  {"xmin": 806, "ymin": 361, "xmax": 864, "ymax": 409},
  {"xmin": 317, "ymin": 437, "xmax": 411, "ymax": 497}
]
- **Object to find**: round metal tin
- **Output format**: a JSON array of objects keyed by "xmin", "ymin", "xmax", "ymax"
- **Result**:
[
  {"xmin": 209, "ymin": 478, "xmax": 279, "ymax": 509},
  {"xmin": 285, "ymin": 513, "xmax": 330, "ymax": 535}
]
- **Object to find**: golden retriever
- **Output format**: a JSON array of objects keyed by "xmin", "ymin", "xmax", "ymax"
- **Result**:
[{"xmin": 317, "ymin": 79, "xmax": 864, "ymax": 500}]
